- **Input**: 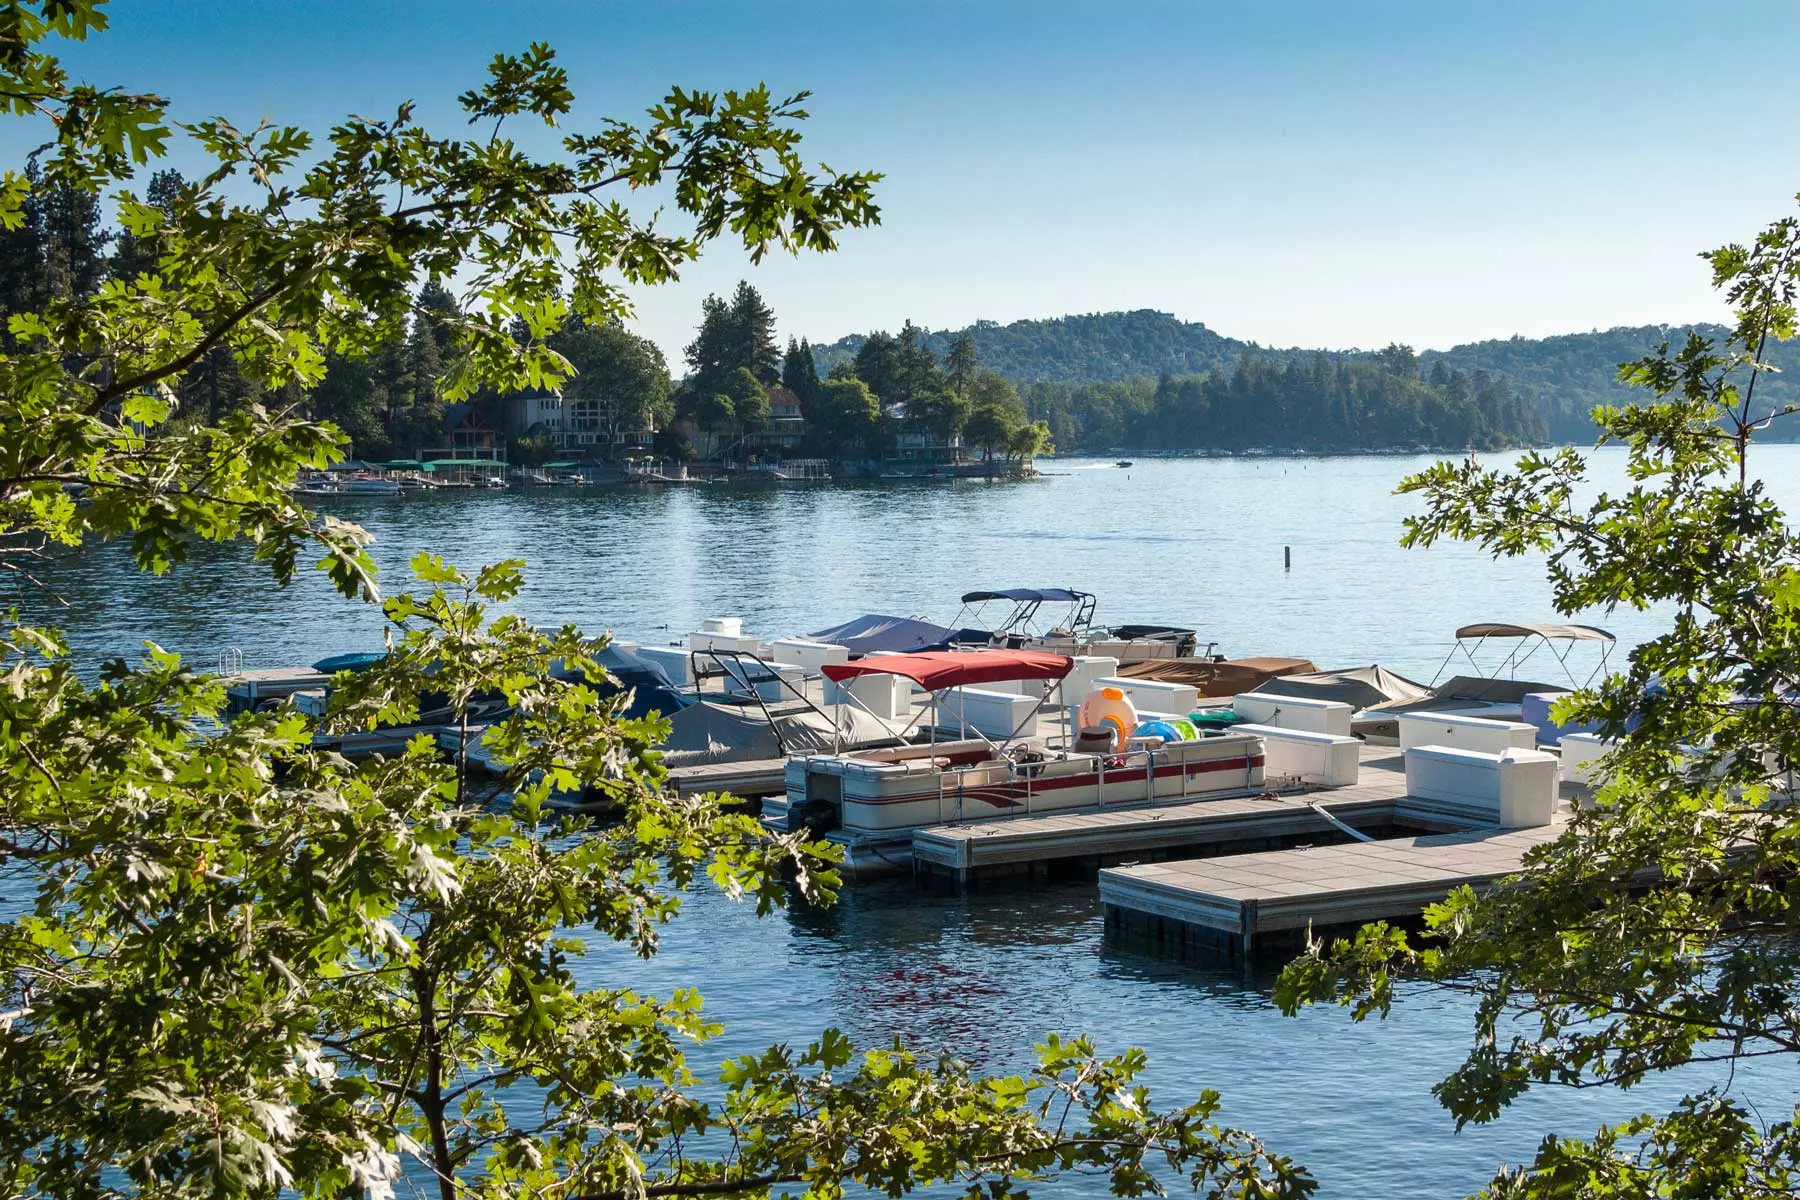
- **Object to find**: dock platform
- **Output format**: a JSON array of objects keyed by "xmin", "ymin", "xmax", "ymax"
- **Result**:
[
  {"xmin": 908, "ymin": 745, "xmax": 1485, "ymax": 882},
  {"xmin": 1097, "ymin": 816, "xmax": 1568, "ymax": 958},
  {"xmin": 225, "ymin": 666, "xmax": 331, "ymax": 711},
  {"xmin": 666, "ymin": 757, "xmax": 790, "ymax": 798}
]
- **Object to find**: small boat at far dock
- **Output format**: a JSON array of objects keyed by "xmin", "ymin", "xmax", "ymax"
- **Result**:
[{"xmin": 1115, "ymin": 460, "xmax": 1134, "ymax": 468}]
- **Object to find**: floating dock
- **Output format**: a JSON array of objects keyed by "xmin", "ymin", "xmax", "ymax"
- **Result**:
[
  {"xmin": 666, "ymin": 757, "xmax": 790, "ymax": 798},
  {"xmin": 906, "ymin": 745, "xmax": 1481, "ymax": 883},
  {"xmin": 224, "ymin": 666, "xmax": 331, "ymax": 712},
  {"xmin": 1098, "ymin": 815, "xmax": 1568, "ymax": 958}
]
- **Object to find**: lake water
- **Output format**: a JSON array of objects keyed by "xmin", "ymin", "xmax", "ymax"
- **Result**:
[{"xmin": 21, "ymin": 449, "xmax": 1800, "ymax": 1197}]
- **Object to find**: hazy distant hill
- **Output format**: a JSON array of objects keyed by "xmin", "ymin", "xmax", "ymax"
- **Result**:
[
  {"xmin": 809, "ymin": 310, "xmax": 1300, "ymax": 383},
  {"xmin": 811, "ymin": 312, "xmax": 1800, "ymax": 444}
]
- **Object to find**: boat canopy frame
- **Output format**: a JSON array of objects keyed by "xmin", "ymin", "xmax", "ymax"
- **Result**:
[
  {"xmin": 821, "ymin": 649, "xmax": 1076, "ymax": 753},
  {"xmin": 949, "ymin": 588, "xmax": 1098, "ymax": 640},
  {"xmin": 686, "ymin": 648, "xmax": 877, "ymax": 757},
  {"xmin": 1431, "ymin": 622, "xmax": 1617, "ymax": 690}
]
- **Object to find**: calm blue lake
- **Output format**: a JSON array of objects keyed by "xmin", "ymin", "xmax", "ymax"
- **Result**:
[{"xmin": 21, "ymin": 448, "xmax": 1800, "ymax": 1197}]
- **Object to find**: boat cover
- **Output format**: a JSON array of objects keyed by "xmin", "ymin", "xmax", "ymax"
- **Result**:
[
  {"xmin": 1455, "ymin": 622, "xmax": 1615, "ymax": 643},
  {"xmin": 959, "ymin": 588, "xmax": 1089, "ymax": 604},
  {"xmin": 1425, "ymin": 674, "xmax": 1561, "ymax": 705},
  {"xmin": 1254, "ymin": 664, "xmax": 1435, "ymax": 711},
  {"xmin": 313, "ymin": 651, "xmax": 386, "ymax": 673},
  {"xmin": 658, "ymin": 700, "xmax": 901, "ymax": 766},
  {"xmin": 1119, "ymin": 656, "xmax": 1318, "ymax": 697},
  {"xmin": 590, "ymin": 644, "xmax": 689, "ymax": 721},
  {"xmin": 807, "ymin": 613, "xmax": 959, "ymax": 654},
  {"xmin": 822, "ymin": 649, "xmax": 1072, "ymax": 690}
]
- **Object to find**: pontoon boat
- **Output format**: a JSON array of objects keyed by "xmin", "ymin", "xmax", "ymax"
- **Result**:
[
  {"xmin": 772, "ymin": 649, "xmax": 1266, "ymax": 839},
  {"xmin": 948, "ymin": 588, "xmax": 1205, "ymax": 662}
]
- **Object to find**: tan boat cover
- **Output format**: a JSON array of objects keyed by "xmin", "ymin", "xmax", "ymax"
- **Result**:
[
  {"xmin": 1254, "ymin": 664, "xmax": 1434, "ymax": 710},
  {"xmin": 1119, "ymin": 656, "xmax": 1319, "ymax": 697}
]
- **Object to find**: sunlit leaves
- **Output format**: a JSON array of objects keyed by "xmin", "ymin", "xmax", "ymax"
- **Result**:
[
  {"xmin": 0, "ymin": 8, "xmax": 1295, "ymax": 1200},
  {"xmin": 1282, "ymin": 198, "xmax": 1800, "ymax": 1198}
]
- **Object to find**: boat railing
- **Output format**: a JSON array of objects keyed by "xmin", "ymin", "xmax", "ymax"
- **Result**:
[{"xmin": 688, "ymin": 647, "xmax": 868, "ymax": 757}]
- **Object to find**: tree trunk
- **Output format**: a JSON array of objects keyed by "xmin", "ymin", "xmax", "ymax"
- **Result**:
[{"xmin": 414, "ymin": 964, "xmax": 456, "ymax": 1200}]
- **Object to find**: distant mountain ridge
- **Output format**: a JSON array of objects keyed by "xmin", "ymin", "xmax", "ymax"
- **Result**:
[
  {"xmin": 809, "ymin": 310, "xmax": 1800, "ymax": 444},
  {"xmin": 809, "ymin": 310, "xmax": 1276, "ymax": 383}
]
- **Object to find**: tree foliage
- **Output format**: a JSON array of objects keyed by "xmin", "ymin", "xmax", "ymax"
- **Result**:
[
  {"xmin": 1023, "ymin": 354, "xmax": 1543, "ymax": 453},
  {"xmin": 0, "ymin": 7, "xmax": 1310, "ymax": 1200},
  {"xmin": 780, "ymin": 335, "xmax": 819, "ymax": 405},
  {"xmin": 1275, "ymin": 197, "xmax": 1800, "ymax": 1199}
]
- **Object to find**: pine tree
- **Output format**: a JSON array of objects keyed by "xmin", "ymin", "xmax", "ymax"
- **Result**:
[
  {"xmin": 944, "ymin": 330, "xmax": 978, "ymax": 398},
  {"xmin": 682, "ymin": 293, "xmax": 736, "ymax": 397},
  {"xmin": 38, "ymin": 174, "xmax": 110, "ymax": 302},
  {"xmin": 404, "ymin": 310, "xmax": 445, "ymax": 448},
  {"xmin": 415, "ymin": 279, "xmax": 459, "ymax": 351},
  {"xmin": 728, "ymin": 279, "xmax": 780, "ymax": 382},
  {"xmin": 782, "ymin": 336, "xmax": 820, "ymax": 403},
  {"xmin": 0, "ymin": 163, "xmax": 46, "ymax": 327}
]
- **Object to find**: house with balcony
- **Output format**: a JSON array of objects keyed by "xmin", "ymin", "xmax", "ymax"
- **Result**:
[
  {"xmin": 885, "ymin": 400, "xmax": 964, "ymax": 463},
  {"xmin": 743, "ymin": 384, "xmax": 807, "ymax": 456},
  {"xmin": 512, "ymin": 394, "xmax": 659, "ymax": 459}
]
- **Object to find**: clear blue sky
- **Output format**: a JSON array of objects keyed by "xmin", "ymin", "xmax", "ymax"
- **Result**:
[{"xmin": 35, "ymin": 0, "xmax": 1800, "ymax": 363}]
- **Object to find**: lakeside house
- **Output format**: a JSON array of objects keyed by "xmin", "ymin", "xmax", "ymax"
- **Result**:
[
  {"xmin": 886, "ymin": 400, "xmax": 964, "ymax": 464},
  {"xmin": 510, "ymin": 394, "xmax": 660, "ymax": 459},
  {"xmin": 744, "ymin": 384, "xmax": 807, "ymax": 457}
]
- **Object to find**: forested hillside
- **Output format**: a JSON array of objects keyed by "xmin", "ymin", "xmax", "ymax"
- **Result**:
[
  {"xmin": 813, "ymin": 312, "xmax": 1800, "ymax": 449},
  {"xmin": 810, "ymin": 310, "xmax": 1295, "ymax": 383},
  {"xmin": 1023, "ymin": 350, "xmax": 1544, "ymax": 453},
  {"xmin": 1421, "ymin": 325, "xmax": 1800, "ymax": 443}
]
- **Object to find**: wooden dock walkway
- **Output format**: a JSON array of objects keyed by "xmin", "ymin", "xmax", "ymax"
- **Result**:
[
  {"xmin": 1097, "ymin": 816, "xmax": 1568, "ymax": 958},
  {"xmin": 910, "ymin": 791, "xmax": 1402, "ymax": 878},
  {"xmin": 666, "ymin": 757, "xmax": 790, "ymax": 798},
  {"xmin": 908, "ymin": 744, "xmax": 1488, "ymax": 882}
]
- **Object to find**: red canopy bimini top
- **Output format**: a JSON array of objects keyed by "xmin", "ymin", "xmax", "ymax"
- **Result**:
[{"xmin": 821, "ymin": 649, "xmax": 1073, "ymax": 692}]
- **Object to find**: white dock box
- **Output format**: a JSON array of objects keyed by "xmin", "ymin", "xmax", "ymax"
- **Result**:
[
  {"xmin": 769, "ymin": 637, "xmax": 850, "ymax": 675},
  {"xmin": 1397, "ymin": 711, "xmax": 1537, "ymax": 755},
  {"xmin": 1406, "ymin": 744, "xmax": 1559, "ymax": 828},
  {"xmin": 940, "ymin": 687, "xmax": 1040, "ymax": 739},
  {"xmin": 1062, "ymin": 655, "xmax": 1121, "ymax": 700},
  {"xmin": 827, "ymin": 672, "xmax": 912, "ymax": 720},
  {"xmin": 687, "ymin": 630, "xmax": 762, "ymax": 655},
  {"xmin": 1558, "ymin": 732, "xmax": 1617, "ymax": 785},
  {"xmin": 1234, "ymin": 723, "xmax": 1361, "ymax": 787},
  {"xmin": 1233, "ymin": 691, "xmax": 1353, "ymax": 736},
  {"xmin": 637, "ymin": 645, "xmax": 693, "ymax": 687},
  {"xmin": 725, "ymin": 660, "xmax": 807, "ymax": 703},
  {"xmin": 1096, "ymin": 676, "xmax": 1201, "ymax": 717}
]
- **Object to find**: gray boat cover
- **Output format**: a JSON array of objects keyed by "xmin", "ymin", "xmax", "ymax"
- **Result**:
[
  {"xmin": 1424, "ymin": 674, "xmax": 1561, "ymax": 705},
  {"xmin": 808, "ymin": 613, "xmax": 957, "ymax": 654},
  {"xmin": 658, "ymin": 699, "xmax": 902, "ymax": 767},
  {"xmin": 1255, "ymin": 665, "xmax": 1434, "ymax": 711}
]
